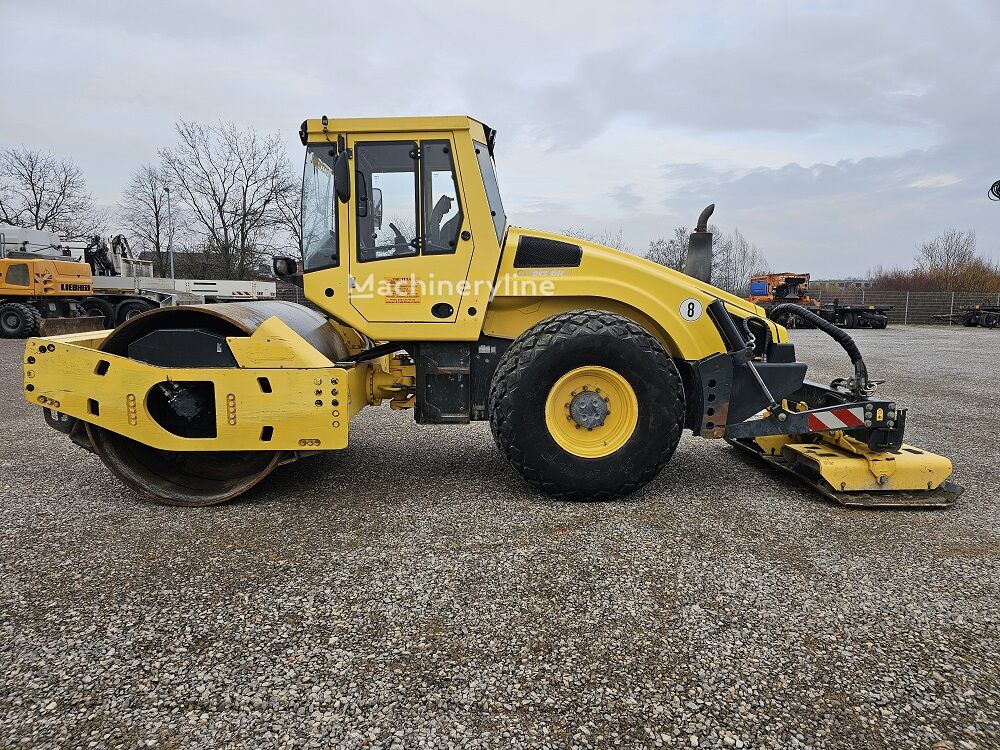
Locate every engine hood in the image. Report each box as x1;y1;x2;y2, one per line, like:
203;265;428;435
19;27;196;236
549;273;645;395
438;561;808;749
515;228;764;317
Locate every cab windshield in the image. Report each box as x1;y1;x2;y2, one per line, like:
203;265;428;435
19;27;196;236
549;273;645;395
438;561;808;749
301;148;338;271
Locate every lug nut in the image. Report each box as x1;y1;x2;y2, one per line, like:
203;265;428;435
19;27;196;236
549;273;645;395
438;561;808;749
864;419;872;427
887;420;895;428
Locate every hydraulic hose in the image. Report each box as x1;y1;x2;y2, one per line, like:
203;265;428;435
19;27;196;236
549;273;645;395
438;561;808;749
769;302;871;398
739;315;771;355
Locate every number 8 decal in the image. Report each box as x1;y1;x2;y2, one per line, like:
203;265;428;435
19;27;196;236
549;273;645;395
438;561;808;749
679;297;703;322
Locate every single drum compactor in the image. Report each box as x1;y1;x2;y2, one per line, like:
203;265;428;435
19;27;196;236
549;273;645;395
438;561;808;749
23;116;961;507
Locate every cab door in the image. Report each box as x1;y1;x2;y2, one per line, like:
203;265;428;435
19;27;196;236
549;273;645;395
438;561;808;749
346;134;474;323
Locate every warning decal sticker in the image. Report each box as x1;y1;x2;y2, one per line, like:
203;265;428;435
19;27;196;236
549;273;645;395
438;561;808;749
384;276;422;304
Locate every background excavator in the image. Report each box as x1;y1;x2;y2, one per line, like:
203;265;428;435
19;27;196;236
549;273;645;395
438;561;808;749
22;115;961;508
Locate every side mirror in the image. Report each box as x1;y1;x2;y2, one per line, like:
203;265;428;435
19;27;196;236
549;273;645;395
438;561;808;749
272;256;297;277
334;151;351;204
371;187;382;230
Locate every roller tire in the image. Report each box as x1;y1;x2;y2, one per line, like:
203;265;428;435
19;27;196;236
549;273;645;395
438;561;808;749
984;312;999;329
0;302;41;338
115;298;157;324
80;297;116;327
489;310;685;502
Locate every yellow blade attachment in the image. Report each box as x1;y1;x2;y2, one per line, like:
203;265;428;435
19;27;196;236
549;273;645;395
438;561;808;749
729;432;962;507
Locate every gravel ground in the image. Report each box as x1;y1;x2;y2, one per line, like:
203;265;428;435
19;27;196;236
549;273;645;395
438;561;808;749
1;326;998;749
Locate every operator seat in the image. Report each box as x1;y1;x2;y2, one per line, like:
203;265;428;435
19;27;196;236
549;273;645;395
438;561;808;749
427;195;453;248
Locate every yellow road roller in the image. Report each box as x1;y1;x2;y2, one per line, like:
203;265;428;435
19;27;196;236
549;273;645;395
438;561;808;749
22;115;962;507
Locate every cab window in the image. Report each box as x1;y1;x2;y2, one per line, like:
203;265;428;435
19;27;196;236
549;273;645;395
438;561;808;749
355;142;419;262
422;141;463;255
301;149;339;271
474;141;506;243
4;263;29;286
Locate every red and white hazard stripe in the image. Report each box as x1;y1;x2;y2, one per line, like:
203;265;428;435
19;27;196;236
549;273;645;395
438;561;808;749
229;290;252;296
807;406;865;431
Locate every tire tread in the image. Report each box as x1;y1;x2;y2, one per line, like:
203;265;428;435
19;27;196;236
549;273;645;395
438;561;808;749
488;309;685;501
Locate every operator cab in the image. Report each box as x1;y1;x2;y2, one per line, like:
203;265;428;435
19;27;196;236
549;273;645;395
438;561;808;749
293;116;507;336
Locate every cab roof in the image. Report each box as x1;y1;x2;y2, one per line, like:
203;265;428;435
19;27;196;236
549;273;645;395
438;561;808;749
299;115;492;146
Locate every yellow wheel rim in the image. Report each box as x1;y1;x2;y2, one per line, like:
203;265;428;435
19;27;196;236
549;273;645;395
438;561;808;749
544;366;639;459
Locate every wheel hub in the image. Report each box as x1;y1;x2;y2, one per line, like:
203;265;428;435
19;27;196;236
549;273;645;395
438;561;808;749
569;389;609;429
544;366;639;459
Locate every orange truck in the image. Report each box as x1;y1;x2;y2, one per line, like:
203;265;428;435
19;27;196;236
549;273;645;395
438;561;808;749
748;272;889;329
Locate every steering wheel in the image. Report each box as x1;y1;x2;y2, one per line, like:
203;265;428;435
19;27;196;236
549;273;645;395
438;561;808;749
388;222;407;247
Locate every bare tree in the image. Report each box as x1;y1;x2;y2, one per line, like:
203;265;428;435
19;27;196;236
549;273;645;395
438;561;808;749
712;227;769;295
0;146;103;238
275;179;302;254
867;228;1000;292
646;224;768;293
915;228;977;287
563;226;631;253
118;164;176;276
645;226;689;271
159;121;297;280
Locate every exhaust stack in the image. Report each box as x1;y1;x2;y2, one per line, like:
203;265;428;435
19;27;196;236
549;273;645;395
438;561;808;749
685;204;715;283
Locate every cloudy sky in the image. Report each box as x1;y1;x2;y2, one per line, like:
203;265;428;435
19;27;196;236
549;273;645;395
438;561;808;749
2;0;997;276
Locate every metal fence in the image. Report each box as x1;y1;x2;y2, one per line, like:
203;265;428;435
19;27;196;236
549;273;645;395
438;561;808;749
277;283;999;326
807;289;1000;325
